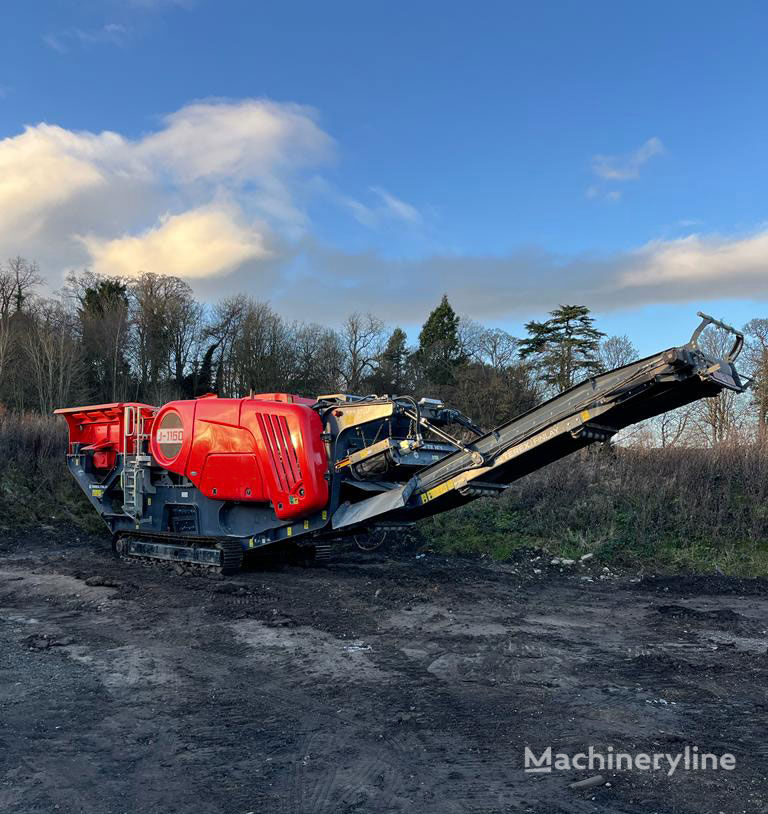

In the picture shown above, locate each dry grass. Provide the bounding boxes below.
[421,443,768,575]
[0,411,98,528]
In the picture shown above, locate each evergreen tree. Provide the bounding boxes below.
[416,295,465,385]
[518,304,605,392]
[77,277,131,401]
[81,277,127,317]
[376,327,409,393]
[183,340,220,397]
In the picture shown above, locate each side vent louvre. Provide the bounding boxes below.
[257,413,303,491]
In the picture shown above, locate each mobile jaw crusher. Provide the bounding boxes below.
[56,313,745,574]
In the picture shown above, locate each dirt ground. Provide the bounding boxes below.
[0,527,766,814]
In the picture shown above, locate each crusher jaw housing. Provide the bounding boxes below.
[56,313,746,574]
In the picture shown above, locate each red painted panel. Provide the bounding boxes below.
[252,392,317,407]
[55,402,155,462]
[240,400,328,520]
[148,395,328,520]
[186,422,260,494]
[92,448,117,470]
[199,453,264,501]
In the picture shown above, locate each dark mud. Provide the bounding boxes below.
[0,526,766,813]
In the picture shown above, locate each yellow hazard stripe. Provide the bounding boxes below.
[420,479,456,505]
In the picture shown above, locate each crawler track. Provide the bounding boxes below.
[113,532,244,576]
[112,532,330,575]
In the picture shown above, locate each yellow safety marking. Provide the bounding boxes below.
[304,520,309,529]
[92,488,103,498]
[249,537,255,549]
[286,526,292,537]
[420,479,456,505]
[322,510,327,521]
[580,409,591,422]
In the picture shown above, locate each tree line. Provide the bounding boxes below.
[0,255,766,445]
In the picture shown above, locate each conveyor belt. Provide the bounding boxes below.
[332,314,746,530]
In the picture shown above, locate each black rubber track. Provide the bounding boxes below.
[113,532,244,575]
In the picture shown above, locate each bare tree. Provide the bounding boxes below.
[206,295,247,396]
[744,318,768,442]
[131,273,202,401]
[477,328,518,370]
[6,256,42,312]
[656,406,694,448]
[0,263,14,385]
[0,258,44,410]
[459,317,518,370]
[339,312,385,393]
[169,290,204,395]
[287,322,344,396]
[598,334,639,371]
[690,324,747,445]
[208,297,294,397]
[25,300,81,414]
[457,317,485,364]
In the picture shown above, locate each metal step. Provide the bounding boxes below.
[122,404,148,520]
[314,544,332,561]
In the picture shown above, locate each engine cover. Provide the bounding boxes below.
[150,396,328,520]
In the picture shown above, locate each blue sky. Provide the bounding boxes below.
[1,1,767,353]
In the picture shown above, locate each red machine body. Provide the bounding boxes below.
[150,395,329,521]
[55,402,155,470]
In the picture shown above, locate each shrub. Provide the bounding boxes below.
[418,443,768,575]
[0,411,99,528]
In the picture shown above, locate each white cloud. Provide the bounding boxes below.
[592,137,665,181]
[335,185,423,228]
[369,186,423,225]
[1,101,765,323]
[0,124,123,239]
[44,24,130,53]
[0,99,333,280]
[242,225,768,324]
[586,185,622,203]
[587,137,665,201]
[80,206,270,279]
[139,101,333,184]
[622,229,768,289]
